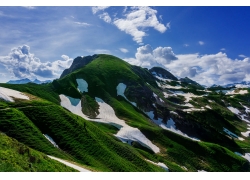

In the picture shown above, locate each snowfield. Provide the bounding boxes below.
[116,83,137,107]
[76,79,88,93]
[145,159,169,171]
[60,86,160,153]
[59,94,91,120]
[0,87,30,102]
[95,97,160,153]
[47,155,91,172]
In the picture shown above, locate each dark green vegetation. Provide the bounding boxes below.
[0,132,77,172]
[1,54,250,172]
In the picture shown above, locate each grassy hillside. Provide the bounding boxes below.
[1,54,250,172]
[0,132,77,172]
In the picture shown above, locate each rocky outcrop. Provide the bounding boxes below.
[60,54,99,79]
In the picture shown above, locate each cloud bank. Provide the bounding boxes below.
[0,45,73,80]
[92,6,170,44]
[125,44,250,86]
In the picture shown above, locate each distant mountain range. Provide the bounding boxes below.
[7,78,52,84]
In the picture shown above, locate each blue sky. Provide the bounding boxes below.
[1,3,250,86]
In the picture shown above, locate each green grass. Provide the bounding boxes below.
[16,102,165,172]
[0,83,60,104]
[0,132,77,172]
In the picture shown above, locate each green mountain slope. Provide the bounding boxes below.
[1,54,250,172]
[0,132,77,172]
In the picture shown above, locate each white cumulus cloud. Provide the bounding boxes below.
[92,6,169,44]
[124,44,250,86]
[0,45,73,79]
[92,6,110,14]
[125,44,177,69]
[99,12,112,23]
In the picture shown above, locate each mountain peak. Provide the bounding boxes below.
[60,54,99,79]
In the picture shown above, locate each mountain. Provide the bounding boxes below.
[7,78,32,84]
[149,67,178,81]
[7,78,51,84]
[0,54,250,172]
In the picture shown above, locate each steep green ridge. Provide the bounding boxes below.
[0,98,164,172]
[0,132,77,172]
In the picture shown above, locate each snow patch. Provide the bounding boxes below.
[170,111,178,115]
[60,94,91,120]
[116,83,137,107]
[95,97,159,153]
[76,79,88,93]
[145,112,200,141]
[145,159,169,171]
[226,89,248,95]
[47,155,91,172]
[205,105,211,109]
[234,152,250,163]
[43,134,59,148]
[60,94,160,153]
[227,107,240,115]
[0,87,29,102]
[223,127,244,141]
[157,82,183,89]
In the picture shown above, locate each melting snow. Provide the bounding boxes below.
[96,97,159,153]
[157,82,183,89]
[241,124,250,137]
[116,83,137,107]
[76,79,88,93]
[0,87,29,102]
[145,159,169,171]
[43,134,59,148]
[243,105,250,114]
[47,155,91,172]
[227,106,250,123]
[60,94,160,153]
[227,107,240,115]
[145,111,200,141]
[205,105,211,109]
[59,94,91,120]
[223,127,244,141]
[226,89,248,95]
[170,111,178,115]
[234,152,250,163]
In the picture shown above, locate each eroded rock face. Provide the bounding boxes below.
[60,54,99,79]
